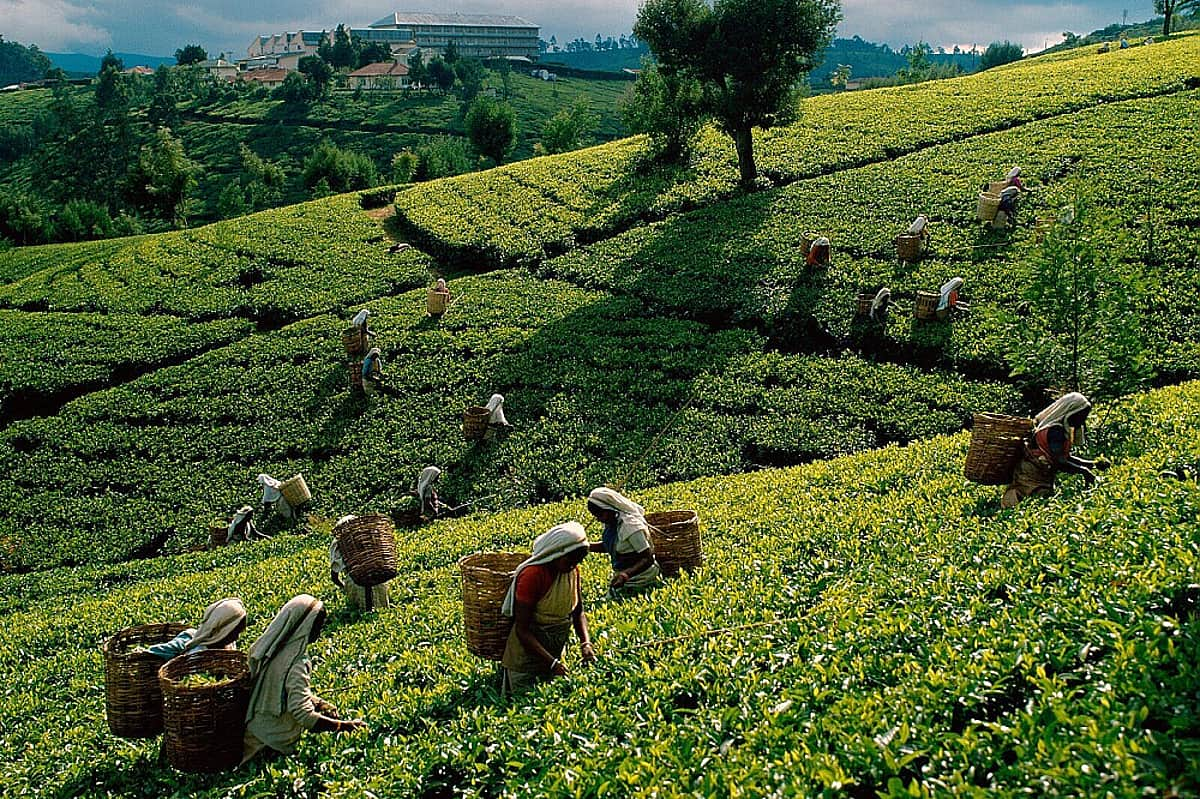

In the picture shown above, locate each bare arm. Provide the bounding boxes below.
[573,592,595,664]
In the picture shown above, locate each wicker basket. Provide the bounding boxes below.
[341,327,365,357]
[459,552,528,661]
[159,650,251,773]
[102,622,190,738]
[987,181,1009,195]
[348,361,364,388]
[462,405,490,441]
[427,289,449,316]
[977,192,1001,221]
[800,232,818,255]
[333,514,398,587]
[279,474,311,507]
[964,413,1034,485]
[645,510,703,577]
[856,292,877,317]
[208,521,228,548]
[895,234,924,262]
[914,290,941,321]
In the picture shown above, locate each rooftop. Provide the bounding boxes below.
[369,11,536,29]
[349,61,410,77]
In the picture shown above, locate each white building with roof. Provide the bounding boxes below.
[365,12,539,59]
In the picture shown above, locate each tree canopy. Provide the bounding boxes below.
[174,44,208,66]
[979,41,1024,70]
[0,37,52,86]
[465,96,517,164]
[634,0,841,185]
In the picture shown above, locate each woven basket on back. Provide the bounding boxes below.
[977,192,1002,221]
[800,232,818,255]
[334,514,398,586]
[987,181,1009,195]
[341,327,365,357]
[462,406,490,441]
[427,289,448,316]
[855,292,877,317]
[279,474,311,507]
[459,552,528,661]
[895,234,924,262]
[645,510,703,577]
[348,361,364,388]
[964,413,1034,485]
[102,622,190,738]
[208,521,228,548]
[914,291,941,321]
[159,650,251,773]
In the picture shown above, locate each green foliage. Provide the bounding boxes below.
[426,58,456,93]
[273,72,309,106]
[1155,0,1200,35]
[1002,202,1154,399]
[635,0,841,183]
[174,44,208,66]
[391,150,419,184]
[302,142,377,194]
[413,136,473,180]
[54,200,116,241]
[298,56,334,98]
[0,189,50,245]
[537,98,600,155]
[979,40,1025,70]
[124,127,198,224]
[465,96,517,165]
[0,37,52,85]
[618,62,705,162]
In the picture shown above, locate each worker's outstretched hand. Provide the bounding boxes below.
[338,719,368,733]
[1094,457,1112,471]
[580,641,596,664]
[551,660,569,677]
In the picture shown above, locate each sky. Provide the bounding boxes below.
[1,0,1154,58]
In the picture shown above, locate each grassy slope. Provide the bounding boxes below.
[0,381,1195,797]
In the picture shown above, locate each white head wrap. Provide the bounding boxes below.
[500,521,589,616]
[228,505,255,539]
[906,215,928,235]
[352,309,370,327]
[587,487,648,535]
[257,474,282,504]
[417,466,441,502]
[435,278,447,291]
[937,277,964,310]
[245,595,324,721]
[485,393,508,425]
[185,598,247,653]
[1034,392,1091,433]
[1006,166,1022,181]
[870,287,891,318]
[813,236,830,247]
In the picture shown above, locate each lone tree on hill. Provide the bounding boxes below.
[174,44,208,65]
[465,96,517,164]
[1155,0,1200,36]
[634,0,840,186]
[979,41,1023,70]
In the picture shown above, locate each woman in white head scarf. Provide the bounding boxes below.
[869,287,893,321]
[1002,392,1107,508]
[143,598,248,660]
[485,393,510,427]
[242,595,366,763]
[226,506,258,544]
[416,466,444,517]
[936,273,964,311]
[258,474,293,519]
[906,214,929,236]
[330,515,391,612]
[1005,166,1024,189]
[351,309,374,339]
[586,487,661,596]
[500,522,594,694]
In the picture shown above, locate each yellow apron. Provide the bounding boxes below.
[501,569,579,674]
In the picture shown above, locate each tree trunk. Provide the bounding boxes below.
[1162,10,1172,37]
[733,127,756,187]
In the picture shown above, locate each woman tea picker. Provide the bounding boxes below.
[330,515,391,612]
[500,522,595,695]
[1002,392,1108,509]
[242,595,366,763]
[142,598,247,660]
[587,487,661,596]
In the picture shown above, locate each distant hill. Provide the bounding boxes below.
[45,51,174,75]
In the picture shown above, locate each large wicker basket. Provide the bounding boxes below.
[159,650,251,773]
[459,552,528,661]
[462,405,490,441]
[987,181,1009,195]
[333,514,398,587]
[800,232,818,256]
[102,622,190,738]
[856,292,877,317]
[348,361,364,389]
[645,510,703,577]
[208,520,228,548]
[895,234,924,262]
[964,413,1034,485]
[427,288,449,316]
[279,473,311,507]
[914,290,941,321]
[341,327,365,357]
[976,192,1001,222]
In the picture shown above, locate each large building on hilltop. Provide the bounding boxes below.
[364,11,539,59]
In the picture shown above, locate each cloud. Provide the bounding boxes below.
[4,0,1145,56]
[1,0,110,51]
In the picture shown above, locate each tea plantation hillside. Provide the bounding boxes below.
[0,36,1198,574]
[0,382,1197,797]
